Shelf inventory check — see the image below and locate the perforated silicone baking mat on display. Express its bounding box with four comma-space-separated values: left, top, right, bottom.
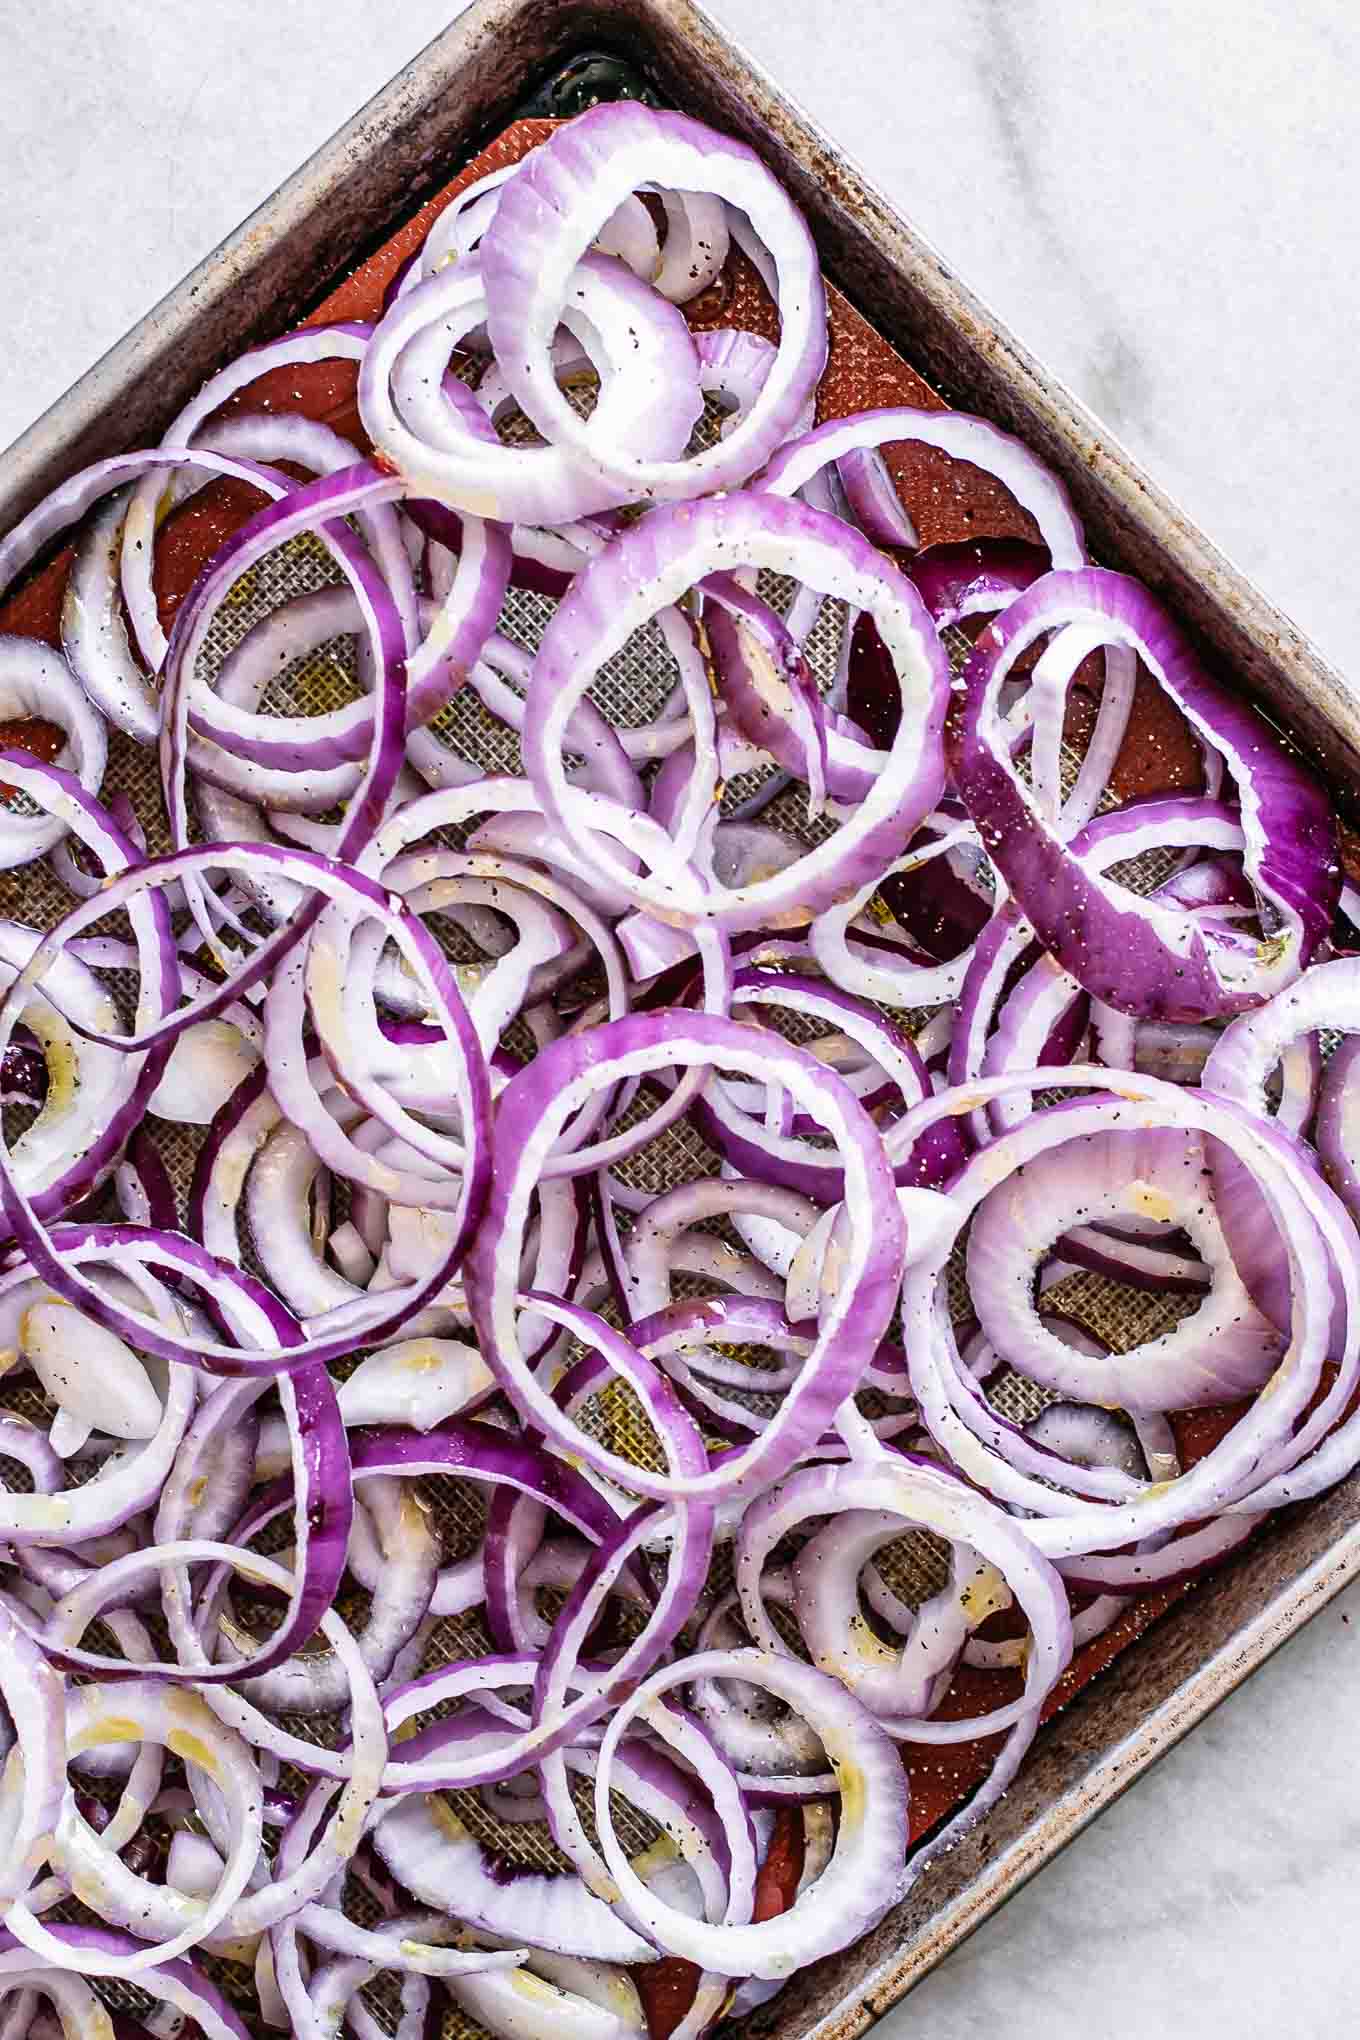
0, 105, 1268, 2040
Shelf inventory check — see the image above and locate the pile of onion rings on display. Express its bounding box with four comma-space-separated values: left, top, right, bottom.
0, 98, 1348, 2040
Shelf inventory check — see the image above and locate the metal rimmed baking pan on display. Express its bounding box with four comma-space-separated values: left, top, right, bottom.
3, 7, 1358, 2039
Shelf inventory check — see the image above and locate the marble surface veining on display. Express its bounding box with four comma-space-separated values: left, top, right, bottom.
2, 3, 1360, 2034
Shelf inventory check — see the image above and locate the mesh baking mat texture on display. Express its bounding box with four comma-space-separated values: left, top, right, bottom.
0, 114, 1268, 2040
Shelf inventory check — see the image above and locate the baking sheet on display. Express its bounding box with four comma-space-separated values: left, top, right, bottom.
3, 13, 1359, 2036
0, 107, 1282, 2040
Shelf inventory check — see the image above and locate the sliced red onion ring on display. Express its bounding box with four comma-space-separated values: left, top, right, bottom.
468, 1012, 903, 1501
445, 1953, 647, 2040
0, 1926, 254, 2040
362, 252, 702, 525
1198, 957, 1355, 1343
735, 1457, 1070, 1739
36, 1365, 350, 1697
592, 1646, 906, 1979
526, 492, 949, 933
968, 1125, 1282, 1409
0, 1280, 195, 1545
620, 1177, 813, 1321
794, 1520, 997, 1718
6, 1678, 264, 1975
0, 916, 157, 1226
481, 102, 826, 504
336, 1336, 494, 1430
703, 577, 875, 807
836, 444, 920, 548
1056, 1511, 1262, 1592
895, 1066, 1357, 1547
0, 1594, 66, 1913
0, 847, 492, 1374
761, 408, 1086, 569
950, 569, 1338, 1018
373, 1786, 651, 1966
0, 641, 107, 867
45, 1539, 387, 1936
1318, 1031, 1360, 1215
691, 967, 956, 1199
116, 322, 373, 662
224, 1472, 436, 1716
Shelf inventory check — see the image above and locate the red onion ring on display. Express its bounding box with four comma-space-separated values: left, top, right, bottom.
481, 102, 826, 505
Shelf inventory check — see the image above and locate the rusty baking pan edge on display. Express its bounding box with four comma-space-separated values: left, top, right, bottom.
3, 4, 1358, 2037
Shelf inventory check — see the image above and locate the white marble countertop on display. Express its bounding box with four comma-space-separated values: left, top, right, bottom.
3, 3, 1359, 2034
